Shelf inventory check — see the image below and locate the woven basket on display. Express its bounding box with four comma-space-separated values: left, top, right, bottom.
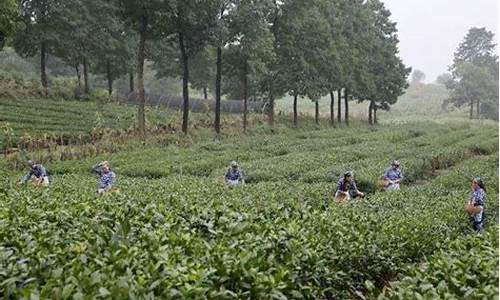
377, 180, 390, 188
465, 204, 482, 215
335, 193, 349, 203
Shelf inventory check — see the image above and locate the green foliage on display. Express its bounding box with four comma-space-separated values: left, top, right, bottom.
411, 70, 426, 84
0, 81, 266, 152
0, 48, 38, 80
0, 123, 498, 298
222, 0, 274, 101
0, 0, 19, 50
6, 0, 414, 130
435, 73, 452, 86
13, 0, 61, 60
446, 27, 499, 120
273, 0, 331, 100
381, 225, 499, 299
0, 88, 163, 150
0, 73, 75, 100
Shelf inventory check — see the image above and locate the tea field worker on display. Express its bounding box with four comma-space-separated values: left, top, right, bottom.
465, 177, 486, 232
20, 160, 50, 187
383, 160, 403, 191
225, 161, 245, 186
335, 171, 365, 202
92, 161, 116, 194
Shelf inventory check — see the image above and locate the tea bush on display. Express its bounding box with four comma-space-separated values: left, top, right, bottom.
380, 225, 498, 299
0, 123, 497, 299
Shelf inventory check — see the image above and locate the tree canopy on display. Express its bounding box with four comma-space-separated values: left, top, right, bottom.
2, 0, 412, 132
445, 27, 498, 120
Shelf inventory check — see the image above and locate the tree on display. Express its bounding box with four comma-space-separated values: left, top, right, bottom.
446, 27, 498, 119
258, 0, 286, 128
222, 0, 274, 131
93, 22, 134, 96
54, 0, 131, 95
190, 48, 215, 100
209, 0, 243, 135
335, 0, 370, 126
119, 0, 167, 137
446, 61, 498, 119
411, 69, 425, 84
435, 73, 452, 85
346, 0, 409, 124
149, 0, 216, 134
0, 0, 19, 50
14, 0, 66, 89
273, 0, 331, 127
320, 0, 346, 126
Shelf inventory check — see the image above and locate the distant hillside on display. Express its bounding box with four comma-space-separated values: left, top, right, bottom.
378, 83, 467, 121
275, 83, 470, 123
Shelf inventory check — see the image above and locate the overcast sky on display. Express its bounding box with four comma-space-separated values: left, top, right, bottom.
381, 0, 499, 82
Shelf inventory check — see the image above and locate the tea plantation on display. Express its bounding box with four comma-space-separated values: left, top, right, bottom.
0, 122, 498, 299
0, 96, 218, 151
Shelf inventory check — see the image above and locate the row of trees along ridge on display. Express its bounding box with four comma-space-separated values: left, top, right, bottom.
4, 0, 411, 135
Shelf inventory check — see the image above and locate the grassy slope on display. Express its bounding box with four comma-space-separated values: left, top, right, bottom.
275, 83, 473, 123
0, 97, 178, 148
1, 97, 138, 134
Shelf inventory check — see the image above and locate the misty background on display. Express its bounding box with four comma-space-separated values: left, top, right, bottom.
382, 0, 499, 83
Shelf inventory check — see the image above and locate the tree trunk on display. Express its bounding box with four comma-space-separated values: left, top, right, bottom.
106, 60, 112, 95
330, 91, 334, 126
344, 88, 349, 125
179, 31, 189, 134
203, 87, 208, 100
243, 61, 248, 131
40, 41, 48, 89
293, 93, 298, 127
83, 57, 89, 94
469, 98, 474, 119
75, 64, 81, 90
369, 100, 373, 125
374, 108, 378, 124
315, 100, 319, 125
476, 99, 480, 119
337, 89, 342, 123
268, 93, 275, 127
129, 71, 134, 93
215, 46, 222, 134
137, 15, 147, 137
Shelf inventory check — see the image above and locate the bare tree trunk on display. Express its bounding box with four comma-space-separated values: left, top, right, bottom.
75, 64, 81, 90
268, 92, 274, 127
215, 46, 222, 134
344, 88, 349, 125
40, 41, 48, 90
293, 92, 298, 127
315, 100, 319, 125
330, 91, 334, 126
129, 71, 134, 93
243, 61, 248, 131
83, 57, 89, 94
469, 98, 474, 119
106, 60, 112, 95
203, 87, 208, 100
374, 108, 378, 124
369, 100, 373, 125
476, 99, 480, 119
137, 15, 147, 137
179, 31, 189, 134
337, 89, 342, 124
